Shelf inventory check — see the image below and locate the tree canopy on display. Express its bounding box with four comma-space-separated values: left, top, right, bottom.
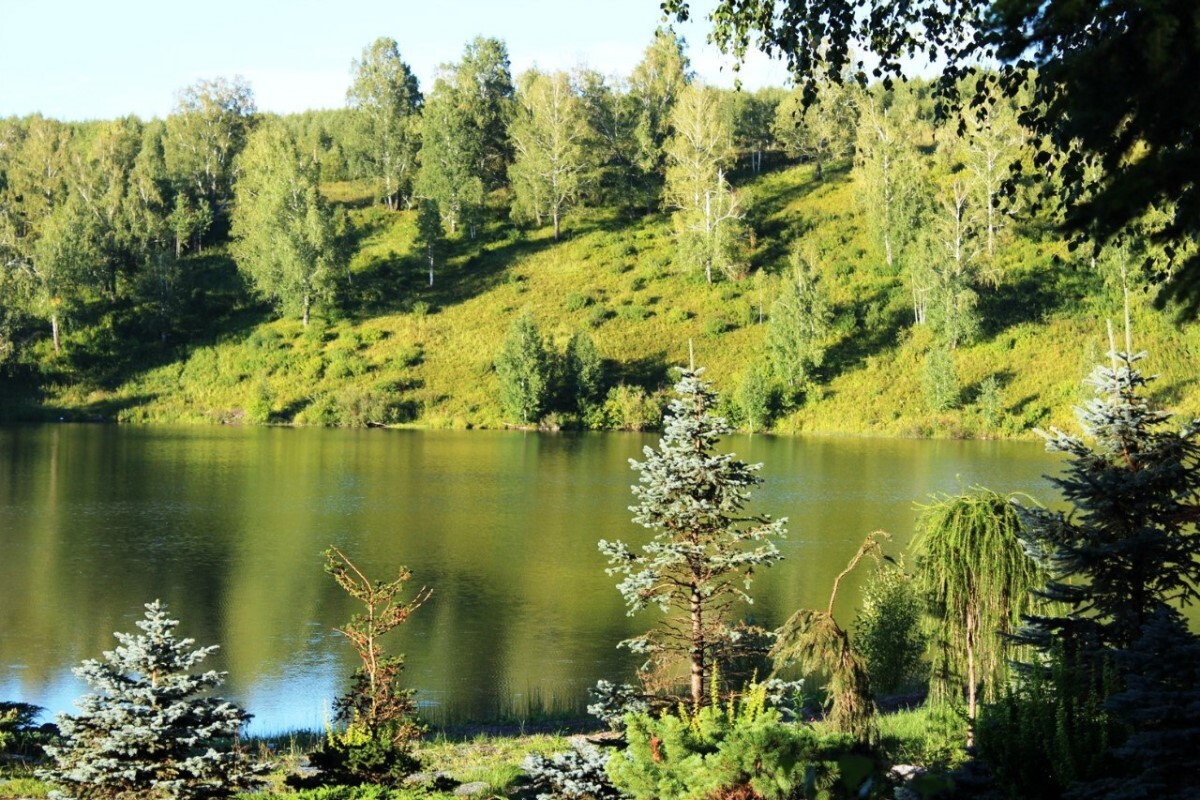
663, 0, 1200, 317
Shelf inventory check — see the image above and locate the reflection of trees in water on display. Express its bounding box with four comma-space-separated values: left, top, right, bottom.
0, 427, 1062, 728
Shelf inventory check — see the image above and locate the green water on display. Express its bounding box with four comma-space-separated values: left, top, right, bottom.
0, 425, 1060, 732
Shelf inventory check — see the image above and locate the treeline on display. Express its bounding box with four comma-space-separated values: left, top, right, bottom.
0, 27, 1172, 427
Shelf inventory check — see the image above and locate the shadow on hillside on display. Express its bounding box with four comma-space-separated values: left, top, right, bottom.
4, 393, 161, 424
608, 353, 673, 391
339, 226, 580, 320
820, 290, 910, 380
43, 255, 272, 407
978, 265, 1091, 338
748, 163, 850, 271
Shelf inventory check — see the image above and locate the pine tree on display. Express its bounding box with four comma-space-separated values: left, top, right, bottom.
599, 367, 787, 709
41, 600, 260, 800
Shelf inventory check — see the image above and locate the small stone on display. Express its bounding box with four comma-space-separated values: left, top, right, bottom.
453, 780, 492, 796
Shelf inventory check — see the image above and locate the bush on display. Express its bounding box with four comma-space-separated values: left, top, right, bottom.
615, 304, 650, 322
976, 642, 1119, 800
564, 292, 593, 312
522, 741, 621, 800
0, 701, 43, 758
593, 384, 660, 431
607, 682, 856, 800
703, 317, 733, 337
40, 601, 261, 800
851, 562, 926, 695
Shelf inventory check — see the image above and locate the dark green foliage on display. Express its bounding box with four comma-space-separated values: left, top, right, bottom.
40, 601, 261, 799
599, 368, 786, 708
1017, 348, 1200, 655
494, 311, 552, 425
971, 343, 1200, 798
1069, 607, 1200, 799
607, 681, 850, 800
851, 562, 926, 695
565, 330, 604, 411
976, 641, 1118, 800
0, 701, 44, 758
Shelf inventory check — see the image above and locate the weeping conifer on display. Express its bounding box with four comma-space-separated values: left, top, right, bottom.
772, 531, 886, 744
913, 489, 1040, 739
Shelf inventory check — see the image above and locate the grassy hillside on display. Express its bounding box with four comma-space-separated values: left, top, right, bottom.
12, 161, 1200, 438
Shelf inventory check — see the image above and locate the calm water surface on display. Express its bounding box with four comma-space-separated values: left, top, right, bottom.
0, 425, 1061, 733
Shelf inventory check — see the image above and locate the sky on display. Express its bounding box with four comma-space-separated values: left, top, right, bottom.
0, 0, 793, 121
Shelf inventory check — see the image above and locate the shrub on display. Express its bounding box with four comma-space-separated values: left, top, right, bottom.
593, 384, 660, 431
976, 642, 1119, 800
607, 682, 853, 800
0, 701, 42, 758
522, 741, 621, 800
851, 562, 926, 695
40, 601, 261, 800
703, 317, 732, 337
564, 292, 592, 312
615, 304, 650, 322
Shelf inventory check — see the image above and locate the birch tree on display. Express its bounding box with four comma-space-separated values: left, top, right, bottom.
509, 69, 592, 240
231, 124, 342, 327
346, 37, 422, 210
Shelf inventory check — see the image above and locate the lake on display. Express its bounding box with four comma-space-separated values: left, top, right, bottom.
0, 424, 1061, 733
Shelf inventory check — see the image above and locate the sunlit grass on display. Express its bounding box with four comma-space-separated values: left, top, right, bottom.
22, 164, 1200, 437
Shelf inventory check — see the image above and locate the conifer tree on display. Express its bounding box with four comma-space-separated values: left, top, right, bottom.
599, 367, 787, 709
913, 489, 1040, 741
41, 600, 260, 800
1008, 338, 1200, 797
1017, 344, 1200, 655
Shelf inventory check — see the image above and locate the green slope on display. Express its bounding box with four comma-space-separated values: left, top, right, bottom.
19, 162, 1200, 438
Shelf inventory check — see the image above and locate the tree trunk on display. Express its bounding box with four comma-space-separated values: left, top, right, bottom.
51, 313, 60, 354
302, 297, 310, 328
553, 210, 560, 241
690, 583, 704, 710
966, 607, 977, 747
427, 246, 434, 287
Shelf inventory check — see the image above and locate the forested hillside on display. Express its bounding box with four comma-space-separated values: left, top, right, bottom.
2, 30, 1197, 436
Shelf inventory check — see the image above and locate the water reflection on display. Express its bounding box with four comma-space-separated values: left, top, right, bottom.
0, 425, 1061, 732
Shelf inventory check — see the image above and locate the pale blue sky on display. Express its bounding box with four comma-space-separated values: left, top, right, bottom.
0, 0, 791, 121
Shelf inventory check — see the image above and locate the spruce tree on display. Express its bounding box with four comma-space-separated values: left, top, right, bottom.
599, 367, 787, 709
1017, 347, 1200, 655
41, 600, 260, 800
1013, 343, 1200, 797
